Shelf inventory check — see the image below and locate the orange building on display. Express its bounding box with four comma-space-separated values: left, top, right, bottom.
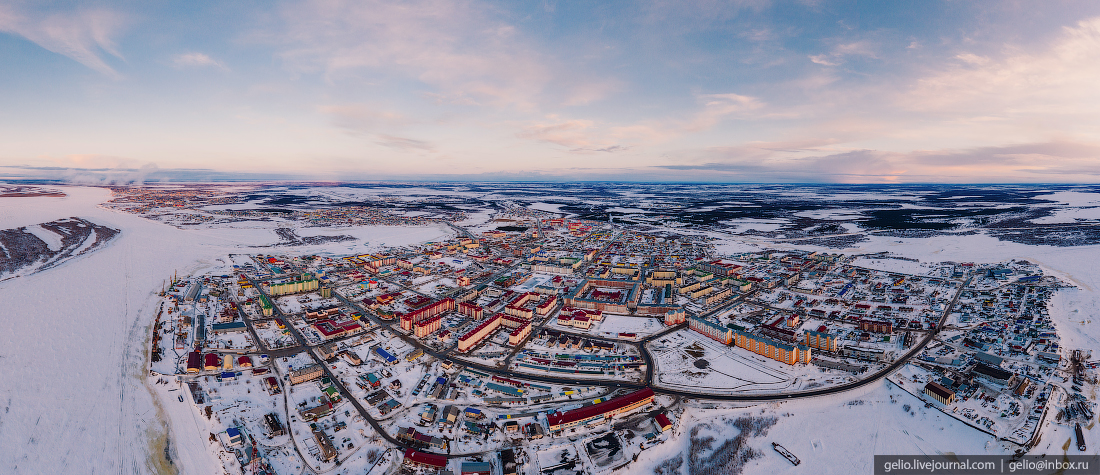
804, 328, 838, 352
731, 328, 811, 365
414, 315, 444, 337
664, 308, 686, 326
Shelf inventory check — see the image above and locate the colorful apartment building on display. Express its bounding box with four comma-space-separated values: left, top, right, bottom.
688, 316, 732, 344
664, 307, 686, 326
458, 314, 502, 352
400, 298, 455, 331
731, 328, 812, 365
859, 319, 893, 333
266, 273, 320, 297
414, 315, 444, 337
804, 328, 838, 352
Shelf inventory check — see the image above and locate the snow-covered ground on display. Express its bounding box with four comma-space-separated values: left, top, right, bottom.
635, 380, 1023, 475
0, 186, 459, 475
708, 227, 1100, 351
5, 186, 1100, 475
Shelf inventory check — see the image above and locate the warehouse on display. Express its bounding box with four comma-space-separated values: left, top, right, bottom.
547, 387, 654, 433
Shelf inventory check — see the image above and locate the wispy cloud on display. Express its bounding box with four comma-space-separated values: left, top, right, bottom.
657, 141, 1100, 183
172, 52, 224, 69
899, 17, 1100, 125
320, 103, 434, 151
572, 145, 632, 154
808, 39, 878, 66
514, 91, 767, 154
0, 4, 128, 77
517, 118, 598, 149
375, 134, 435, 151
685, 93, 766, 131
270, 0, 609, 110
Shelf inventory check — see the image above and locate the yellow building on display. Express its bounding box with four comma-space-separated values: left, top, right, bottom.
924, 381, 956, 405
267, 273, 320, 297
703, 287, 733, 305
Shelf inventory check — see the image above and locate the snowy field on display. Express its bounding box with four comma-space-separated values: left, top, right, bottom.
4, 186, 1100, 474
545, 313, 666, 338
635, 380, 1023, 475
649, 330, 843, 394
0, 186, 460, 475
707, 223, 1100, 352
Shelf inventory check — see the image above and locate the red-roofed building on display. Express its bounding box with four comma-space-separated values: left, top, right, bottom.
654, 413, 673, 432
414, 315, 444, 338
458, 314, 502, 352
459, 301, 483, 319
700, 260, 743, 276
547, 387, 654, 433
186, 351, 201, 373
400, 298, 455, 330
537, 295, 558, 315
508, 321, 531, 346
203, 353, 220, 371
313, 319, 364, 340
402, 449, 447, 470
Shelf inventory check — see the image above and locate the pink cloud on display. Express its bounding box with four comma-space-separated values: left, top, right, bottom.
0, 4, 128, 77
273, 0, 612, 111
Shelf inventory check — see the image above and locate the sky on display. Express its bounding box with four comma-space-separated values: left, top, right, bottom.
3, 0, 1100, 183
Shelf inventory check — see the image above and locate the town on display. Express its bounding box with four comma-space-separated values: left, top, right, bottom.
147, 209, 1096, 475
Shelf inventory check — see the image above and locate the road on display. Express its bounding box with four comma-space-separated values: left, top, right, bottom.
467, 246, 959, 401
323, 273, 971, 403
243, 275, 415, 455
223, 220, 977, 461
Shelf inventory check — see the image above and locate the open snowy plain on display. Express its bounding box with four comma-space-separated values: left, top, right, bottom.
2, 184, 1099, 474
0, 186, 451, 474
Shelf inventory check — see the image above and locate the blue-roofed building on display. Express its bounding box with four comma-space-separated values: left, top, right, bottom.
225, 427, 243, 446
485, 382, 524, 397
463, 420, 485, 435
212, 321, 247, 333
461, 461, 492, 475
374, 347, 398, 365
